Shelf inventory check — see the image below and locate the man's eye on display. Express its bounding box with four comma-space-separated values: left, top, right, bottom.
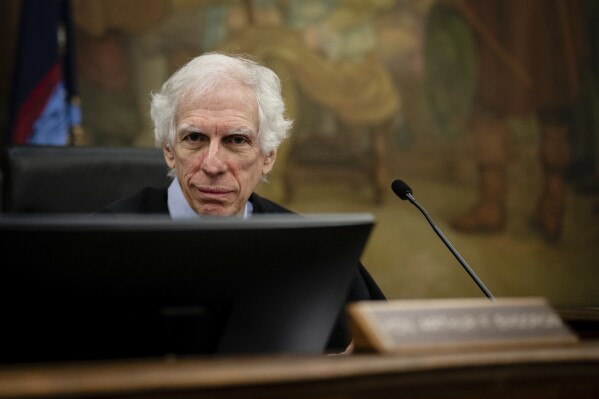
228, 135, 249, 145
184, 132, 204, 142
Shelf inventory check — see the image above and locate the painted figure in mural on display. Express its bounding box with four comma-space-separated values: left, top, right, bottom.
72, 0, 168, 146
436, 0, 588, 243
215, 0, 401, 203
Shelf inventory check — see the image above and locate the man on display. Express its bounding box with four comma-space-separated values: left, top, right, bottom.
98, 52, 385, 352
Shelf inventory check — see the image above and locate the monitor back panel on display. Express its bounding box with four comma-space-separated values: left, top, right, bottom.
0, 214, 375, 362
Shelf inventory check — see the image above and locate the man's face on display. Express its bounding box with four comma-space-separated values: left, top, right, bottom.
163, 81, 276, 217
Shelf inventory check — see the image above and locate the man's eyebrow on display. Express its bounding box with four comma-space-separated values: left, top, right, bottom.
177, 123, 203, 133
228, 127, 254, 136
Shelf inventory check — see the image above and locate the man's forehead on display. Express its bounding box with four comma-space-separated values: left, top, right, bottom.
176, 123, 255, 136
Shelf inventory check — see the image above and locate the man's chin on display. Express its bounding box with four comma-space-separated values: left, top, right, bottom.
196, 204, 240, 218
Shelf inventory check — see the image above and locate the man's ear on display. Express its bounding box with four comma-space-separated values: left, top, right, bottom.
163, 144, 176, 169
262, 150, 277, 176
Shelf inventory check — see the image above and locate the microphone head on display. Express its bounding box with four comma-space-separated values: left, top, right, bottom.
391, 179, 412, 200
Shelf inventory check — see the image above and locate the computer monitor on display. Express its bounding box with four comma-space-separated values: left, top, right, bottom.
0, 213, 375, 363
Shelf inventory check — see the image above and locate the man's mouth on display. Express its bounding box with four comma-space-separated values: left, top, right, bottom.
197, 186, 232, 200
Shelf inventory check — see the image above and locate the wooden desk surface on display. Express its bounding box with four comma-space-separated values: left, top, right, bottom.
1, 341, 599, 399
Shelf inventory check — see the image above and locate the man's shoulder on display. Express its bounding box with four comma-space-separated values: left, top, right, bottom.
96, 187, 169, 214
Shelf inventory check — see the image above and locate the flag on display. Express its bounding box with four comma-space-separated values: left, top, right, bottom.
7, 0, 80, 145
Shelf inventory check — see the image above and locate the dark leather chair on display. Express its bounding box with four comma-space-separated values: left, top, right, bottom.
0, 145, 172, 213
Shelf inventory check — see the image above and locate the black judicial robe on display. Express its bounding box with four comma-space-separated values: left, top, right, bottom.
97, 187, 386, 351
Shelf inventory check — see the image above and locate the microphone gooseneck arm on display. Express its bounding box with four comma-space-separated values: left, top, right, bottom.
404, 192, 494, 300
392, 178, 494, 300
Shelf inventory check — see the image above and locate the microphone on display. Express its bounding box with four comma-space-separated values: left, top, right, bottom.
391, 179, 494, 300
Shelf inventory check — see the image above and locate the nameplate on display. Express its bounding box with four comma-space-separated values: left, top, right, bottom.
348, 298, 579, 353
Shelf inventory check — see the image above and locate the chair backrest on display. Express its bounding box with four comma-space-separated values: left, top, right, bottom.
1, 145, 172, 213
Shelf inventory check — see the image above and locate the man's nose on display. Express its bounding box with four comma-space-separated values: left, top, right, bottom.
201, 142, 227, 175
